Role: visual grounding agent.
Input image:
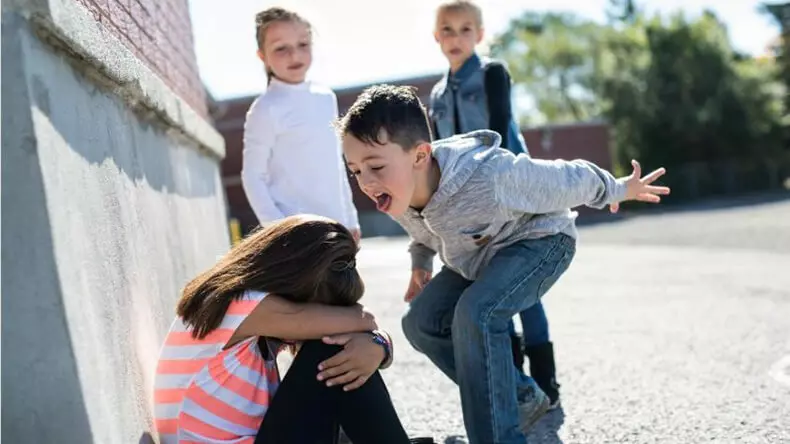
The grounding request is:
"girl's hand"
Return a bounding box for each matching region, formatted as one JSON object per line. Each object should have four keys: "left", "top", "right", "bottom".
{"left": 316, "top": 333, "right": 384, "bottom": 391}
{"left": 610, "top": 160, "right": 671, "bottom": 213}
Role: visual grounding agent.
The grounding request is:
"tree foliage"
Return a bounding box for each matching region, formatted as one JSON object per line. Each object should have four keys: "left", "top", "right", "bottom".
{"left": 491, "top": 7, "right": 786, "bottom": 178}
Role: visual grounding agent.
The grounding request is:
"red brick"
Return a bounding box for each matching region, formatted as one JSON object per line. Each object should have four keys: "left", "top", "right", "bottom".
{"left": 78, "top": 0, "right": 104, "bottom": 23}
{"left": 75, "top": 0, "right": 208, "bottom": 116}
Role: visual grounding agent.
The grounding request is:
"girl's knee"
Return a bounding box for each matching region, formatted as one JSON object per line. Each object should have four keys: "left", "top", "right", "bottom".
{"left": 296, "top": 340, "right": 344, "bottom": 364}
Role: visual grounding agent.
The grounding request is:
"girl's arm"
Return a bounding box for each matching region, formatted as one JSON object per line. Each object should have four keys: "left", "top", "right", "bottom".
{"left": 241, "top": 100, "right": 286, "bottom": 224}
{"left": 234, "top": 294, "right": 377, "bottom": 342}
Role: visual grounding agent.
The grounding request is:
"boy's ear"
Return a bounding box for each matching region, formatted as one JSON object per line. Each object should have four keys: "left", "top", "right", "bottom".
{"left": 414, "top": 142, "right": 433, "bottom": 167}
{"left": 257, "top": 49, "right": 266, "bottom": 63}
{"left": 433, "top": 29, "right": 441, "bottom": 44}
{"left": 476, "top": 27, "right": 485, "bottom": 44}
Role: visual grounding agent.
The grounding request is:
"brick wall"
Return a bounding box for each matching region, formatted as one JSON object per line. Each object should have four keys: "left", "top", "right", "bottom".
{"left": 75, "top": 0, "right": 208, "bottom": 116}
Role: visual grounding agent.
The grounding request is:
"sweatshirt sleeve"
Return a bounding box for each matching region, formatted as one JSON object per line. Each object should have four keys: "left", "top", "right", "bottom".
{"left": 492, "top": 152, "right": 628, "bottom": 213}
{"left": 241, "top": 100, "right": 286, "bottom": 224}
{"left": 409, "top": 241, "right": 436, "bottom": 272}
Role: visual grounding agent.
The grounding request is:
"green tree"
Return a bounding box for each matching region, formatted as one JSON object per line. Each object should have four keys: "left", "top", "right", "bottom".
{"left": 606, "top": 0, "right": 637, "bottom": 23}
{"left": 493, "top": 7, "right": 785, "bottom": 196}
{"left": 761, "top": 2, "right": 790, "bottom": 146}
{"left": 490, "top": 13, "right": 604, "bottom": 124}
{"left": 600, "top": 12, "right": 783, "bottom": 169}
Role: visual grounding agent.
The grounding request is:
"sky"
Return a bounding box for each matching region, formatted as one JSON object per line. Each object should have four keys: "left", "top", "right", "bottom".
{"left": 188, "top": 0, "right": 779, "bottom": 100}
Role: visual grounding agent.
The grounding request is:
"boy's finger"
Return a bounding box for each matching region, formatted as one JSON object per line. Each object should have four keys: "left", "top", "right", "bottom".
{"left": 637, "top": 193, "right": 661, "bottom": 203}
{"left": 631, "top": 160, "right": 641, "bottom": 177}
{"left": 609, "top": 202, "right": 620, "bottom": 213}
{"left": 318, "top": 350, "right": 350, "bottom": 371}
{"left": 645, "top": 185, "right": 670, "bottom": 195}
{"left": 641, "top": 168, "right": 666, "bottom": 184}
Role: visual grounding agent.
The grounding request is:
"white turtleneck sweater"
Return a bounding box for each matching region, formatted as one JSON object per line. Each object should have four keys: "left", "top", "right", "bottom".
{"left": 241, "top": 78, "right": 359, "bottom": 230}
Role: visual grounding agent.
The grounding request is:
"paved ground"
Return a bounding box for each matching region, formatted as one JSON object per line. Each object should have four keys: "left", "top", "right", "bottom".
{"left": 355, "top": 193, "right": 790, "bottom": 444}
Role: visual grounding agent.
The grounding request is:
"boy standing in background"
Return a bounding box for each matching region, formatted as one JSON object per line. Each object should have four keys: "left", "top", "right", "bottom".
{"left": 428, "top": 0, "right": 561, "bottom": 409}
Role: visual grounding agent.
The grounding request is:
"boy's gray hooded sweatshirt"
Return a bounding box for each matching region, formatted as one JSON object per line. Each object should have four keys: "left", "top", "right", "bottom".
{"left": 394, "top": 130, "right": 628, "bottom": 280}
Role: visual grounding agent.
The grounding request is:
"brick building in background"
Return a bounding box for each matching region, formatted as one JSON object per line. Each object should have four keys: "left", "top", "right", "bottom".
{"left": 3, "top": 1, "right": 225, "bottom": 443}
{"left": 212, "top": 74, "right": 613, "bottom": 237}
{"left": 211, "top": 73, "right": 442, "bottom": 235}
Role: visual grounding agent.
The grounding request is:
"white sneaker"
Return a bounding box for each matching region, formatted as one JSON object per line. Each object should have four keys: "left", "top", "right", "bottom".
{"left": 518, "top": 386, "right": 551, "bottom": 433}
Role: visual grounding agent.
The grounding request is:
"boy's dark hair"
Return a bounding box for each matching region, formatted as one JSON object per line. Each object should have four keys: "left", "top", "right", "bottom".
{"left": 178, "top": 215, "right": 363, "bottom": 339}
{"left": 337, "top": 84, "right": 433, "bottom": 150}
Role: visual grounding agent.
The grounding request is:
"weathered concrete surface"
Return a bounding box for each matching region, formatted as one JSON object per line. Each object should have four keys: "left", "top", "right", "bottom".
{"left": 2, "top": 6, "right": 228, "bottom": 443}
{"left": 356, "top": 195, "right": 790, "bottom": 443}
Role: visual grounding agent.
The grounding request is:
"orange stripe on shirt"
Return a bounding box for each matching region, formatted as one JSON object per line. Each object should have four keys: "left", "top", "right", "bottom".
{"left": 164, "top": 328, "right": 236, "bottom": 347}
{"left": 226, "top": 299, "right": 262, "bottom": 316}
{"left": 155, "top": 418, "right": 178, "bottom": 435}
{"left": 179, "top": 412, "right": 240, "bottom": 441}
{"left": 185, "top": 385, "right": 263, "bottom": 430}
{"left": 180, "top": 439, "right": 254, "bottom": 444}
{"left": 235, "top": 345, "right": 265, "bottom": 368}
{"left": 154, "top": 388, "right": 187, "bottom": 404}
{"left": 235, "top": 345, "right": 281, "bottom": 386}
{"left": 157, "top": 359, "right": 208, "bottom": 375}
{"left": 207, "top": 358, "right": 270, "bottom": 404}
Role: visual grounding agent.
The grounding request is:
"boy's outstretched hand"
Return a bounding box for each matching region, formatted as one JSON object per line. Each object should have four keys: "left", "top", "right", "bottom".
{"left": 610, "top": 160, "right": 671, "bottom": 213}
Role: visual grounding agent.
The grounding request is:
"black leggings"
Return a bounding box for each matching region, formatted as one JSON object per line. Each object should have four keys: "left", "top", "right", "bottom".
{"left": 255, "top": 340, "right": 411, "bottom": 444}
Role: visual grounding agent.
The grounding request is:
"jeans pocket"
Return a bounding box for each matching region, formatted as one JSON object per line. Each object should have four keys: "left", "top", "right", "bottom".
{"left": 535, "top": 240, "right": 576, "bottom": 299}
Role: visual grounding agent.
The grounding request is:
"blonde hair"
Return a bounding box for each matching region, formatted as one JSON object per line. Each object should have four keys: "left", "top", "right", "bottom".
{"left": 436, "top": 0, "right": 483, "bottom": 28}
{"left": 254, "top": 7, "right": 312, "bottom": 82}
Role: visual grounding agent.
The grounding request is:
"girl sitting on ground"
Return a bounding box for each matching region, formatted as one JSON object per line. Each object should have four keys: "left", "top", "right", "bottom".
{"left": 153, "top": 215, "right": 433, "bottom": 443}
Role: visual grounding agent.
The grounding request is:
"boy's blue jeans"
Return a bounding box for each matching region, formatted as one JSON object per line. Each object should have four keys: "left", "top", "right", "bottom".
{"left": 402, "top": 234, "right": 575, "bottom": 444}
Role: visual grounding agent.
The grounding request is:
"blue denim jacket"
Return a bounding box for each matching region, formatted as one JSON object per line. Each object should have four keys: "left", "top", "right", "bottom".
{"left": 429, "top": 53, "right": 528, "bottom": 155}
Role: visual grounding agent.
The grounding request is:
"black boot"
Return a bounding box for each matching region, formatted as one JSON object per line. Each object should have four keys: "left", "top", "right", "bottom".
{"left": 510, "top": 332, "right": 525, "bottom": 371}
{"left": 524, "top": 342, "right": 560, "bottom": 408}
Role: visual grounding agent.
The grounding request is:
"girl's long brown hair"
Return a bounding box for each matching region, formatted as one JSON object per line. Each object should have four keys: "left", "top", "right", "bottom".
{"left": 177, "top": 215, "right": 363, "bottom": 339}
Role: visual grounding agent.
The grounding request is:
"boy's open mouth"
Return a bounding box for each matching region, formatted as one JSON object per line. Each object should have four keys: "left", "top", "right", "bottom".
{"left": 373, "top": 192, "right": 392, "bottom": 212}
